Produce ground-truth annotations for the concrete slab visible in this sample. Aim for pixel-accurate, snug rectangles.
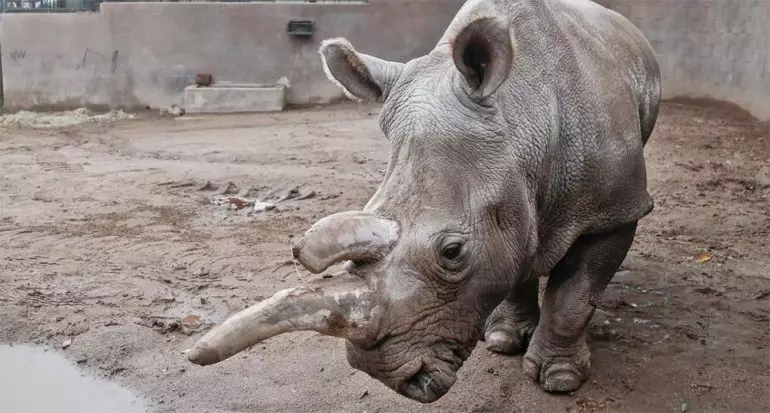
[184,83,287,114]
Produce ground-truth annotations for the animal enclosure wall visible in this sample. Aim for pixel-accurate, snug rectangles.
[596,0,770,119]
[0,0,466,110]
[1,0,769,119]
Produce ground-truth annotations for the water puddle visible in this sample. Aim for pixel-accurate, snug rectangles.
[0,344,147,413]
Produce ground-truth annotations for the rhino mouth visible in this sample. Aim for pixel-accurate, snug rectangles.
[399,366,455,403]
[392,341,472,403]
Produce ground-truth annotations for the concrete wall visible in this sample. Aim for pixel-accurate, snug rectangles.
[2,0,769,118]
[596,0,770,119]
[0,0,465,111]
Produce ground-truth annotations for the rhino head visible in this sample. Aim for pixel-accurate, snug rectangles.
[188,12,536,403]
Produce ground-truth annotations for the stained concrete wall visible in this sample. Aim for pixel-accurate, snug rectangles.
[0,0,465,111]
[596,0,770,119]
[2,0,769,118]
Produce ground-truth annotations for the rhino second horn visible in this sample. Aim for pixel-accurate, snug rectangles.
[292,211,399,273]
[188,277,375,366]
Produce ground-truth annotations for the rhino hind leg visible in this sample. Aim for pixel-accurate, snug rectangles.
[483,276,540,355]
[523,221,638,393]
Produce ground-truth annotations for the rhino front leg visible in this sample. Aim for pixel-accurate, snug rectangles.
[483,275,540,354]
[523,221,638,393]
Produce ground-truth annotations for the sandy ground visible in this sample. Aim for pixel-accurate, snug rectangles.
[1,100,769,413]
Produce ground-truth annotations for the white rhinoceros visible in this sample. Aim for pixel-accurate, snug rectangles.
[188,0,661,403]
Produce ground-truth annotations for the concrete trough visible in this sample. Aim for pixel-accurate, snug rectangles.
[184,83,287,114]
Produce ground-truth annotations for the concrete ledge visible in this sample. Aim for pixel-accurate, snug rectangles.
[184,83,287,114]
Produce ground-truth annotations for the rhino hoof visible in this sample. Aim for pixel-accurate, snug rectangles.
[522,353,590,393]
[484,330,527,354]
[542,368,584,393]
[483,321,536,355]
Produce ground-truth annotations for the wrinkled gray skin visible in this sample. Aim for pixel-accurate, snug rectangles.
[188,0,661,404]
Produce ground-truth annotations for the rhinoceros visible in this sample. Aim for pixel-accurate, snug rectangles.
[187,0,661,403]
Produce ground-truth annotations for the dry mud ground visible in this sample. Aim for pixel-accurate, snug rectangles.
[1,100,769,413]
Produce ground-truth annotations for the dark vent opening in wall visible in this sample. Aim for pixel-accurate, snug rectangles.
[287,20,314,37]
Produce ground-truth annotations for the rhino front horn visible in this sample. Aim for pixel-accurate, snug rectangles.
[292,211,399,273]
[188,276,375,366]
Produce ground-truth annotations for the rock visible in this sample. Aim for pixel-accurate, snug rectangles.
[215,181,236,195]
[253,200,276,212]
[167,104,185,116]
[62,338,72,349]
[180,315,202,330]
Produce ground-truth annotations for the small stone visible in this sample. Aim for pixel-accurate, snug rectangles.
[215,181,236,195]
[62,338,72,349]
[180,315,202,330]
[167,104,185,116]
[253,201,276,212]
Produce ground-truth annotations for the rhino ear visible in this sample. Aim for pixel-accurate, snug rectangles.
[451,17,515,99]
[319,38,405,103]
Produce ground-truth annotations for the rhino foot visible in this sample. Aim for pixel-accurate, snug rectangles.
[521,341,591,393]
[483,277,540,355]
[483,317,538,355]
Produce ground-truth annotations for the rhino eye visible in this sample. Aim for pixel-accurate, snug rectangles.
[437,237,469,278]
[442,243,463,260]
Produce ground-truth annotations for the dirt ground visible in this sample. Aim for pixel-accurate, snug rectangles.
[1,100,769,413]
